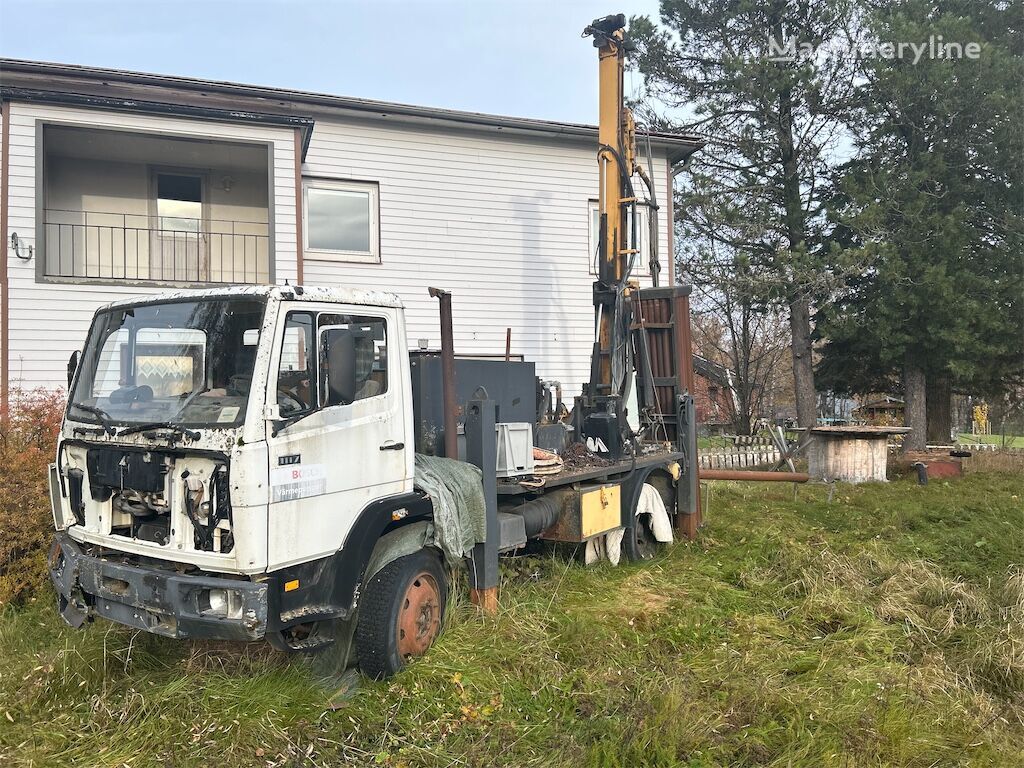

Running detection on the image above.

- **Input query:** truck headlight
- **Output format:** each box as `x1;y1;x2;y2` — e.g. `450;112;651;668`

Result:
197;588;244;619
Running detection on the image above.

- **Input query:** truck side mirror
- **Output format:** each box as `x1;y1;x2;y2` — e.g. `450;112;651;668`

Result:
325;329;357;406
67;350;79;388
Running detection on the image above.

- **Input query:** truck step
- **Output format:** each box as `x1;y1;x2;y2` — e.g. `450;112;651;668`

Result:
497;512;527;552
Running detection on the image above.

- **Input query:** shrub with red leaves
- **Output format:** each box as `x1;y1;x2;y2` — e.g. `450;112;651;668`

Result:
0;388;65;605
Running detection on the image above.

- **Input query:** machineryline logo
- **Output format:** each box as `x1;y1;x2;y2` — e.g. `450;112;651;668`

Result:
768;35;982;65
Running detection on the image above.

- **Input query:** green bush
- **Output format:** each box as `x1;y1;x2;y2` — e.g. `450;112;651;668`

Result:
0;388;64;605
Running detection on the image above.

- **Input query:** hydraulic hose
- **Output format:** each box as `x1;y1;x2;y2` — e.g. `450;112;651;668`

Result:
506;492;570;537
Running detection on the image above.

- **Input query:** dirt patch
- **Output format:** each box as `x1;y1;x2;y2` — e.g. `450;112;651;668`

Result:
618;571;673;615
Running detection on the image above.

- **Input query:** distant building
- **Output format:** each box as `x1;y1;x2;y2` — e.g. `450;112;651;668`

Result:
854;395;905;426
692;355;735;432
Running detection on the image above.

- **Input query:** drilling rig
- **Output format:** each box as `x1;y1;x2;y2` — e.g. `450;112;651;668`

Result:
47;12;706;679
576;13;674;464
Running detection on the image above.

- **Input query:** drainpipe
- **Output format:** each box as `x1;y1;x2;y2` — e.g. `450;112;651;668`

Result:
428;287;458;459
1;99;10;421
293;127;304;286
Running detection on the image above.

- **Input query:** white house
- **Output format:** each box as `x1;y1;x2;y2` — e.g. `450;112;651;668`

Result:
0;59;701;408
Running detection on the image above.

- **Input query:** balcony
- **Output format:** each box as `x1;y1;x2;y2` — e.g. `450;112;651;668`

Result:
43;209;270;284
41;123;272;285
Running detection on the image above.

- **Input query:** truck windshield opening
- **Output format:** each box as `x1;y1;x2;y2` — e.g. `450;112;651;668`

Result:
69;297;266;428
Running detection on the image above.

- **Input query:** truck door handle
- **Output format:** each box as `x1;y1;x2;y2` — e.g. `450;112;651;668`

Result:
379;441;405;451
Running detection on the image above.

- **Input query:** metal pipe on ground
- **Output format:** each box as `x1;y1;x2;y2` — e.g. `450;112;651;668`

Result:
428;287;458;460
699;469;810;483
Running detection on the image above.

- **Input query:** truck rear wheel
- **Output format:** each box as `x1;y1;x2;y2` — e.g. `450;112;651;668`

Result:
622;479;673;562
623;511;659;561
355;548;447;679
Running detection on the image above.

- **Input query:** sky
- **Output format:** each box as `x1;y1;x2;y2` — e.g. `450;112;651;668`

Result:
0;0;663;125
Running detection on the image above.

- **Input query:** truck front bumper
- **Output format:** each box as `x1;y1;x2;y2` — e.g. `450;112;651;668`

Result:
48;532;269;641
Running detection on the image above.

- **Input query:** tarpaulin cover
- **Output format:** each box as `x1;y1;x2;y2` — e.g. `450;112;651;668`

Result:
414;453;487;565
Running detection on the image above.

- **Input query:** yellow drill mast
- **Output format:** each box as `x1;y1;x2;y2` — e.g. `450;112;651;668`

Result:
592;13;636;291
578;13;640;457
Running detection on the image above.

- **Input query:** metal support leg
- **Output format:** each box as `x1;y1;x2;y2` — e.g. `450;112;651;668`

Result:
676;394;702;540
465;398;499;614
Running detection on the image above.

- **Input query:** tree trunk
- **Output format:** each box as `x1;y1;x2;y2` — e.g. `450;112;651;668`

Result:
789;297;817;429
903;359;927;452
926;374;952;444
736;399;752;436
774;69;817;430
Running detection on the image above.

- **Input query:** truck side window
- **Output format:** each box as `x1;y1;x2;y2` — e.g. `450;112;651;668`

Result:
318;314;388;407
277;312;314;415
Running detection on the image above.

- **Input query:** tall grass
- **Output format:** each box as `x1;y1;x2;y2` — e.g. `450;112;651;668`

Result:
1;470;1022;766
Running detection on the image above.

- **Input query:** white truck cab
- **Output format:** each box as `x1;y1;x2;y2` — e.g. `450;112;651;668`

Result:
50;285;437;667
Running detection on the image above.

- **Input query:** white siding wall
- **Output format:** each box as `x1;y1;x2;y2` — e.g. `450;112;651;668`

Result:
4;103;295;389
301;117;671;399
3;101;672;399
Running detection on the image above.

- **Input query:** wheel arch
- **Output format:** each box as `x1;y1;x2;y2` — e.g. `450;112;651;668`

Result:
620;465;677;528
266;491;434;643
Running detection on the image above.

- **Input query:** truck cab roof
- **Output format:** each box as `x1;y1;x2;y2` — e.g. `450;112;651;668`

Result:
97;284;405;313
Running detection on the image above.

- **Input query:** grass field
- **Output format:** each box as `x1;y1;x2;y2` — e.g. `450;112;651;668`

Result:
957;433;1024;449
2;473;1023;767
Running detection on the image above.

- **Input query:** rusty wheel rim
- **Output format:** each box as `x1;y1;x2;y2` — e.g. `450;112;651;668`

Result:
634;514;657;559
397;572;441;660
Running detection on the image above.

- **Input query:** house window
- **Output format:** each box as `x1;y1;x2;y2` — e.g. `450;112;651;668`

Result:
588;200;649;276
304;180;380;263
156;173;203;233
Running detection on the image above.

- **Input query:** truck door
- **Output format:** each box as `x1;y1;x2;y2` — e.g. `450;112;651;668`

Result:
265;304;411;570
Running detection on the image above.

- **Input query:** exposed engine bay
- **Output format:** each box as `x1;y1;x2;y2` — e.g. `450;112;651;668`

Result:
64;446;234;554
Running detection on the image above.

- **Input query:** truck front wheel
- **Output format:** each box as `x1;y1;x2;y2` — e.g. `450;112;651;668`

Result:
355;548;447;679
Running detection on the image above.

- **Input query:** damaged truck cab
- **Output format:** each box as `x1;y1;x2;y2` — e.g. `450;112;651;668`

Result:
50;285;425;659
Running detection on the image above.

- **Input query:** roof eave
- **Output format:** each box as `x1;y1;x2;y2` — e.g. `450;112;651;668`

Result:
0;58;704;162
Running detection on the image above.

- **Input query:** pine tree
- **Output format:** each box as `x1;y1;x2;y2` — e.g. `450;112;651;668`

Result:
817;0;1023;449
631;0;862;429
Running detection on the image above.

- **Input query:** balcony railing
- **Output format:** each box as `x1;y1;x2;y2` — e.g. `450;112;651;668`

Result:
42;209;270;284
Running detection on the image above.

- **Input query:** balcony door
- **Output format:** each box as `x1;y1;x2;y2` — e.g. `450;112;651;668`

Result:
150;171;209;282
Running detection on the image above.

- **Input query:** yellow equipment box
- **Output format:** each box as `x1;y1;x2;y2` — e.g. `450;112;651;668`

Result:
540;483;622;543
580;484;621;538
